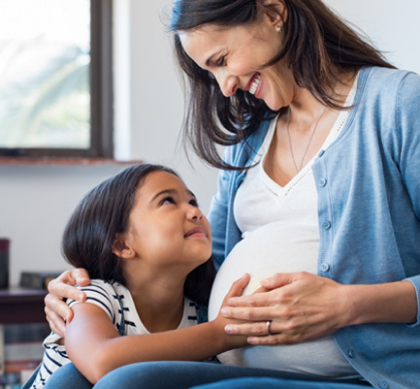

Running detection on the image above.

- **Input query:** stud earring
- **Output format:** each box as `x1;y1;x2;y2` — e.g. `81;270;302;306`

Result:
276;24;282;33
128;251;132;255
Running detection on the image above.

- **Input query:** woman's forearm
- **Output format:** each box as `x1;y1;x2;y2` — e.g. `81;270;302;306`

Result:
344;280;418;327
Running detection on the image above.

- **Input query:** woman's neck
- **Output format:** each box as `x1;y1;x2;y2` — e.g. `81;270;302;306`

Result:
290;70;356;124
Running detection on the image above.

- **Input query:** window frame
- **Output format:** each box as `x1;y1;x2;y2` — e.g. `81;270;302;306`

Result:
0;0;114;159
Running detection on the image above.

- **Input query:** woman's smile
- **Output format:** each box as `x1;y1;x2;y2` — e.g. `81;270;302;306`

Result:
248;73;262;96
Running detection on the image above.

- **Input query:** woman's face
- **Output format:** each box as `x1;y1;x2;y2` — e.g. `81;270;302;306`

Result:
179;16;296;110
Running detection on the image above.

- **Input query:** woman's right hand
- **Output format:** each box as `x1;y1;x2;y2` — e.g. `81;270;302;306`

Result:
45;268;91;337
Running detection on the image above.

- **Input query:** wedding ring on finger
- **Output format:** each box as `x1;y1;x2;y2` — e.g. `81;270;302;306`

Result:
266;320;272;336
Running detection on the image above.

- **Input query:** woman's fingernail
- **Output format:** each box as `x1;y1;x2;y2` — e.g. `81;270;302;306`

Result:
225;325;233;334
221;308;228;317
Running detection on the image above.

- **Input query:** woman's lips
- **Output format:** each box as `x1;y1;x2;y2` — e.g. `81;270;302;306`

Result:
248;73;262;96
184;226;207;238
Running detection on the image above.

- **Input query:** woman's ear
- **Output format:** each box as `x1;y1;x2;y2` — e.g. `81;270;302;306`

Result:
112;233;136;259
259;0;287;26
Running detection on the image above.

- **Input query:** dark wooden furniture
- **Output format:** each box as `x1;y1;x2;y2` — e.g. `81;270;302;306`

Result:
0;288;47;324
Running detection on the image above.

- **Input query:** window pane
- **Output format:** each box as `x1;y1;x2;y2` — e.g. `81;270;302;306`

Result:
0;0;90;149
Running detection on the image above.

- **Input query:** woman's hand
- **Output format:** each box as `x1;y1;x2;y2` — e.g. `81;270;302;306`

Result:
221;272;352;345
45;268;91;337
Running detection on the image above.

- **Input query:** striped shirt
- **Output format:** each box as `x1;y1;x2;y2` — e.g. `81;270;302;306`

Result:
32;279;199;388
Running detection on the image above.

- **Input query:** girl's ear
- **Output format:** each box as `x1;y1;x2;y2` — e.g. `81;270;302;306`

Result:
112;233;136;259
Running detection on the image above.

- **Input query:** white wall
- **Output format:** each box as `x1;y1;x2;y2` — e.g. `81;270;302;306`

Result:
324;0;420;74
1;0;419;286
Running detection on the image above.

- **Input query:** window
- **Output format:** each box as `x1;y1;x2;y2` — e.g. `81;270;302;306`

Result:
0;0;113;158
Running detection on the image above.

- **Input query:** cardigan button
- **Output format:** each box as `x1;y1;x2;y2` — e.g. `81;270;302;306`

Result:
348;350;355;359
322;221;332;230
379;382;389;389
319;178;327;187
320;263;330;272
318;150;325;157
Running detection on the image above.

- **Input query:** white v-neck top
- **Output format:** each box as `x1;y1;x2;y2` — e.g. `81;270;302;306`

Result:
209;76;361;378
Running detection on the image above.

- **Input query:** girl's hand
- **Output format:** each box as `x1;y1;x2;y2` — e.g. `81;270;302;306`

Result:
221;272;352;345
45;268;91;336
213;273;253;349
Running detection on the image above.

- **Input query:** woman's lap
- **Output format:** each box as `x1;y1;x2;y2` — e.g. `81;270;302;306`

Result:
91;361;371;389
191;377;370;389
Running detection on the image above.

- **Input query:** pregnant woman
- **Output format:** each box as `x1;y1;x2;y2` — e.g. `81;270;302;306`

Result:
45;1;420;388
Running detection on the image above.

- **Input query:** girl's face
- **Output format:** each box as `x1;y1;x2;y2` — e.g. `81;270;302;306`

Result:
122;171;212;274
179;12;296;111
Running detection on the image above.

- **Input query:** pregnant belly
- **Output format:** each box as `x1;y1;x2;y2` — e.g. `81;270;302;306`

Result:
208;227;357;378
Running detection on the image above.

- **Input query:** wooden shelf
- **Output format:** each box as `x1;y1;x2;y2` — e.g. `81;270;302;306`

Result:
0;288;47;324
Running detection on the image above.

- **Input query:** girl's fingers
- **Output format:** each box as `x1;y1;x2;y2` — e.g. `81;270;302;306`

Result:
224;273;250;300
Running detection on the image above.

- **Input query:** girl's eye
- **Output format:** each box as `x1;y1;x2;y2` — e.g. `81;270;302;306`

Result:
189;199;199;208
161;196;175;205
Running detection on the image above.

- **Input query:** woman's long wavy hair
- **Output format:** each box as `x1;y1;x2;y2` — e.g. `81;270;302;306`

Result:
62;164;216;306
169;0;394;170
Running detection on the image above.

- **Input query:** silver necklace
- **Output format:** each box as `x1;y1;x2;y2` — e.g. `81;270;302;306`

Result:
286;105;327;174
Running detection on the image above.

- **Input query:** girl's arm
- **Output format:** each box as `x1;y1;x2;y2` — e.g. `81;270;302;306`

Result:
65;275;250;384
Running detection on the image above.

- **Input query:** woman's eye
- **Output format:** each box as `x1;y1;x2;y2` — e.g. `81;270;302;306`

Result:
216;55;226;67
161;197;175;205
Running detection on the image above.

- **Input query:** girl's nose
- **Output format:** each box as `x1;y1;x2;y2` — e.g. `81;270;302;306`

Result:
187;205;203;221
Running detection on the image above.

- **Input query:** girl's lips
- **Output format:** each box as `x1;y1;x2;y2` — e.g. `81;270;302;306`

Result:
184;226;207;238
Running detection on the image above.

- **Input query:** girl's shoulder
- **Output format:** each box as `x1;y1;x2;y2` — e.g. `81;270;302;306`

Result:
68;279;130;322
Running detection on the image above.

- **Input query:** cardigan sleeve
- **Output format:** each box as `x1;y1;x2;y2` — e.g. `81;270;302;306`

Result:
208;169;230;268
207;146;237;269
396;71;420;325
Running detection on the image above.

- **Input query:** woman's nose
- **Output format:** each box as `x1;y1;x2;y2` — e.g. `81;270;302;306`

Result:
216;70;238;97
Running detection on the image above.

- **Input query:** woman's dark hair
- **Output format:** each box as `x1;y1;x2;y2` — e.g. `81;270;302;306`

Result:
169;0;395;169
62;163;216;306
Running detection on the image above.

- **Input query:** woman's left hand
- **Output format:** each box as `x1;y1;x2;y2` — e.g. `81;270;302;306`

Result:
221;271;353;345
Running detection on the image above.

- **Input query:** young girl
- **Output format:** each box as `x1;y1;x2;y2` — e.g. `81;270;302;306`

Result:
30;164;249;388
